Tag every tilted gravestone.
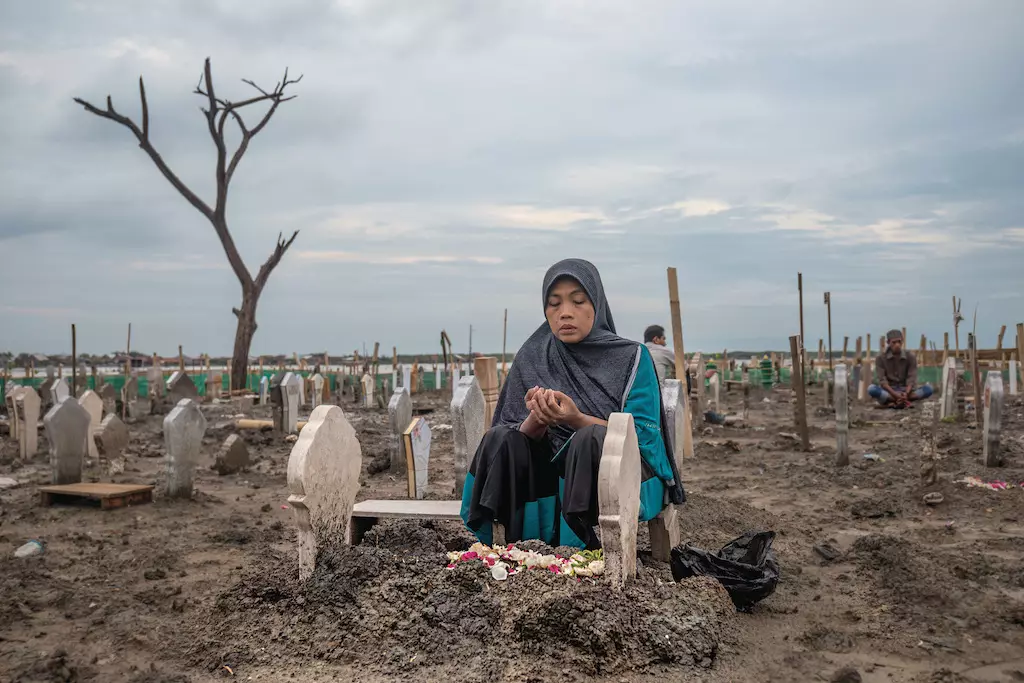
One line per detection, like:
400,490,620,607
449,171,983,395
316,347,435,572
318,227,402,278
834,364,849,466
286,405,363,580
163,398,207,497
78,390,103,460
259,376,269,405
387,387,412,474
98,383,117,415
649,378,684,562
44,398,91,485
96,414,129,458
280,373,301,434
403,417,431,499
598,412,642,589
167,371,198,404
311,374,325,410
214,434,250,475
450,376,485,497
983,371,1004,468
38,377,57,409
51,378,70,405
122,376,140,420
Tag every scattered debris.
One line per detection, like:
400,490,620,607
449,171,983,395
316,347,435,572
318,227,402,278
813,542,843,564
14,540,44,558
923,492,944,506
955,476,1023,491
862,453,884,462
0,476,20,490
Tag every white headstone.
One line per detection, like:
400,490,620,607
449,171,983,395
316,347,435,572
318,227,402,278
297,374,307,408
1009,360,1019,396
834,364,849,466
598,412,641,589
14,387,40,459
451,376,485,496
147,365,164,398
452,363,461,388
392,367,398,393
51,378,70,405
361,374,374,408
940,357,958,419
286,405,363,580
281,372,301,434
259,376,269,405
167,371,198,404
311,374,325,410
44,397,90,485
709,373,720,411
401,366,411,393
435,365,442,391
983,371,1004,468
649,379,685,561
388,387,413,473
163,398,208,497
77,390,103,460
405,417,431,499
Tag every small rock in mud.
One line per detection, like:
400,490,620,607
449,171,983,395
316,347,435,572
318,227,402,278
831,666,862,683
813,543,843,564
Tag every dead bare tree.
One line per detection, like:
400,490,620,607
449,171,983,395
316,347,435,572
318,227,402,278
73,57,301,390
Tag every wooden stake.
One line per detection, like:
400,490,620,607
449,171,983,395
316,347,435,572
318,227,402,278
824,291,833,370
71,324,78,397
798,273,806,374
178,345,184,371
952,296,962,360
125,323,133,377
789,335,810,450
997,325,1007,365
969,333,983,426
502,308,508,383
1016,323,1024,382
842,336,849,363
666,267,694,459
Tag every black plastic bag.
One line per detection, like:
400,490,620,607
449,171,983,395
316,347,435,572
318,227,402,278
670,530,780,610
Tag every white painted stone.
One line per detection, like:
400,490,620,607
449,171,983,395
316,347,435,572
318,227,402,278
983,371,1004,468
435,365,441,391
44,397,90,485
1009,360,1019,396
259,376,269,405
297,374,307,407
940,357,958,419
597,412,641,588
14,387,40,459
281,372,301,434
77,390,103,460
286,405,363,580
51,378,70,405
404,417,431,499
451,376,485,496
709,373,720,410
834,364,849,466
388,387,413,473
649,379,685,562
361,374,374,408
402,366,412,392
391,368,398,394
167,371,198,404
163,398,208,497
451,363,461,388
311,374,325,410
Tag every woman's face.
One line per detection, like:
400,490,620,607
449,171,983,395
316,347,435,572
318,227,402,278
545,277,595,344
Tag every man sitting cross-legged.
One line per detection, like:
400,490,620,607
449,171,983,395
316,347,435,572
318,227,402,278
868,329,933,408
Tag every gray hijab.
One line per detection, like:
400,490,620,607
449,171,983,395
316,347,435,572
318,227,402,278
492,259,641,450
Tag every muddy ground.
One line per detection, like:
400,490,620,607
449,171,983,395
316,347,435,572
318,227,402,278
1,380,1022,682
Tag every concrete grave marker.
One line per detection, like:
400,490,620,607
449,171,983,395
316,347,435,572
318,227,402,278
147,365,164,398
167,371,198,404
940,357,958,419
281,372,301,434
983,371,1004,468
402,365,412,392
311,374,325,409
38,377,57,408
451,376,485,496
1009,360,1019,396
286,405,363,580
122,376,140,419
834,364,849,466
387,387,412,473
96,414,129,458
163,398,208,497
98,383,117,415
361,374,374,408
435,365,442,391
52,378,70,405
708,373,720,411
207,373,222,400
598,412,642,589
259,376,269,405
649,379,684,562
214,434,250,475
452,363,461,390
78,390,103,460
14,387,40,459
403,417,431,499
5,385,22,441
44,398,91,485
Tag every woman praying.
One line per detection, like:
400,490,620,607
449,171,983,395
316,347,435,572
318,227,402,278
459,258,685,549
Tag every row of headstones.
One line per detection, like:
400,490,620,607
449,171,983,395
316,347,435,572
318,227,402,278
830,361,1005,468
285,376,690,584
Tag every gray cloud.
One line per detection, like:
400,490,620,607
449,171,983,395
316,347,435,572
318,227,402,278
1,0,1022,357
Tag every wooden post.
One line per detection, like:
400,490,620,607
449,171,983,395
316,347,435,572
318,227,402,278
789,335,810,450
997,325,1007,366
953,296,961,360
824,291,833,370
666,267,695,459
1017,323,1024,383
797,273,806,374
919,335,927,365
943,332,949,368
969,333,983,426
125,323,133,377
502,308,508,385
71,324,78,397
842,336,848,364
178,345,184,371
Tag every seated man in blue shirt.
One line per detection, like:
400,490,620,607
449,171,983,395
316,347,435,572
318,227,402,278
868,329,933,408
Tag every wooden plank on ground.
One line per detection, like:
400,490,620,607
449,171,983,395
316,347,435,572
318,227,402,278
38,483,154,509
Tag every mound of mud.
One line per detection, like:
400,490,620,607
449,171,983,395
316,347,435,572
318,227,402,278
197,519,736,681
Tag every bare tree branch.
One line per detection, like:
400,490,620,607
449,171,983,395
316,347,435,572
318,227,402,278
139,77,149,139
254,230,300,292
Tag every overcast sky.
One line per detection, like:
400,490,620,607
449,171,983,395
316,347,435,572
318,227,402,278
2,1,1022,358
